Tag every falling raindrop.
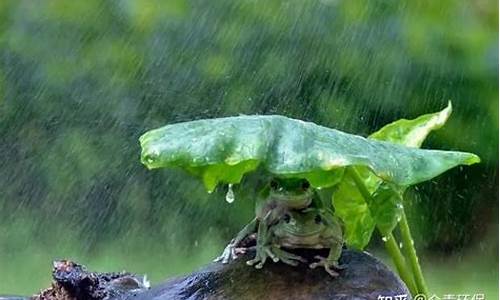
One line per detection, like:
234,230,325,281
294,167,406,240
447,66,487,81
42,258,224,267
399,242,403,249
226,184,235,203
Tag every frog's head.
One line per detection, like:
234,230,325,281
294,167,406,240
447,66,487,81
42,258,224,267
267,177,314,208
273,209,336,249
276,209,326,238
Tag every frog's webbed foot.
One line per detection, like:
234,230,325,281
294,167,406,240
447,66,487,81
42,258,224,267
246,245,278,269
246,245,306,269
309,255,346,277
214,240,247,264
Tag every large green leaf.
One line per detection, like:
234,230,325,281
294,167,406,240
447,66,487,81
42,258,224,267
140,115,479,192
333,103,478,249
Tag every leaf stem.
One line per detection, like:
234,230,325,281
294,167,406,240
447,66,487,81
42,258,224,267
399,208,429,296
345,167,418,295
382,232,418,295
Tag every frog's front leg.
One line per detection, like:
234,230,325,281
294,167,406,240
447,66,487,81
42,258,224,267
245,211,276,268
214,218,257,263
309,240,345,277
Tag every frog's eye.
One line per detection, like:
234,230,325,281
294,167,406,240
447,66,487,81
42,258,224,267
283,213,291,223
301,180,310,190
270,179,279,189
314,214,322,224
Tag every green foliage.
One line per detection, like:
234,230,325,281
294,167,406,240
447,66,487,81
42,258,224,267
140,115,478,192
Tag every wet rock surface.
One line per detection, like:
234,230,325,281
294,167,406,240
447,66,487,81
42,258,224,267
126,248,409,300
2,249,409,300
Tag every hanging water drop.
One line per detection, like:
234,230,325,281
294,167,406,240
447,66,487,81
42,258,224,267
382,236,389,242
226,184,235,203
399,242,403,249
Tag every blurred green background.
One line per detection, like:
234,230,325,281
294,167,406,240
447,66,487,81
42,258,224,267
0,0,498,297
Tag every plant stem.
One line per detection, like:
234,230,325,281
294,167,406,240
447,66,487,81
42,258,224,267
382,232,418,295
345,167,418,295
399,208,429,296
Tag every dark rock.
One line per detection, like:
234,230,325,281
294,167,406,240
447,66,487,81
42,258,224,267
31,260,149,300
126,248,410,300
6,249,409,300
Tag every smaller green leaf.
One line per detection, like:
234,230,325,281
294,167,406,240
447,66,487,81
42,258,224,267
334,180,403,247
333,176,376,249
369,101,452,147
369,183,404,236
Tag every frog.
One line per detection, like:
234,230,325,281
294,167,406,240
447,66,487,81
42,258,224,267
214,177,327,268
268,207,345,277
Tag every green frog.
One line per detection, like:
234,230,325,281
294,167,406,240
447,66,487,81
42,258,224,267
215,178,344,277
267,208,345,277
214,177,318,264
